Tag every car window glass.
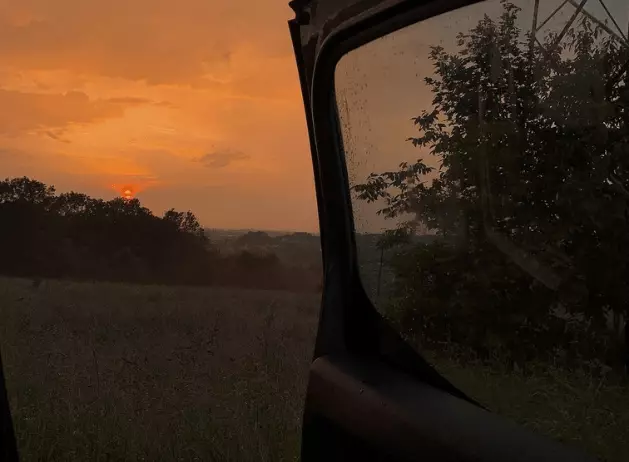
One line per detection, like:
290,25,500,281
336,1,629,460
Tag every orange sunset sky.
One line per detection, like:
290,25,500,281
0,0,316,232
1,0,626,234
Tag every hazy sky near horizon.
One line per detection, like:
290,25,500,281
1,0,626,233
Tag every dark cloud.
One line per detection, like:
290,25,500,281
197,148,249,168
44,129,71,143
0,89,156,135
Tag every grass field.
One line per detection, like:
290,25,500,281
0,277,628,461
423,351,629,462
0,278,319,461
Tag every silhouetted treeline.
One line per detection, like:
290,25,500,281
0,177,320,292
216,249,321,293
0,177,214,285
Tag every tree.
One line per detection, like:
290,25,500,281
235,231,274,247
353,1,629,365
52,192,94,216
163,208,206,239
0,176,217,286
0,177,55,206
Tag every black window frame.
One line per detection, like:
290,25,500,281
308,0,484,363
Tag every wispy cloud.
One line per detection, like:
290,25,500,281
197,148,249,168
44,129,71,143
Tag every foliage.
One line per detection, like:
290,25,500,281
0,177,214,285
354,1,629,366
163,208,206,239
0,176,321,293
235,231,275,247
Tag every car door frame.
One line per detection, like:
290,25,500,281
289,0,599,460
0,347,18,460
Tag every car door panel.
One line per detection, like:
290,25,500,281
305,353,596,461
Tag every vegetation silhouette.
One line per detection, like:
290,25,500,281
0,176,320,293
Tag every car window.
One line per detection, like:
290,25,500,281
336,1,629,460
0,2,319,461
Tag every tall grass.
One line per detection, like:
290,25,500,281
0,278,319,461
424,348,629,462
